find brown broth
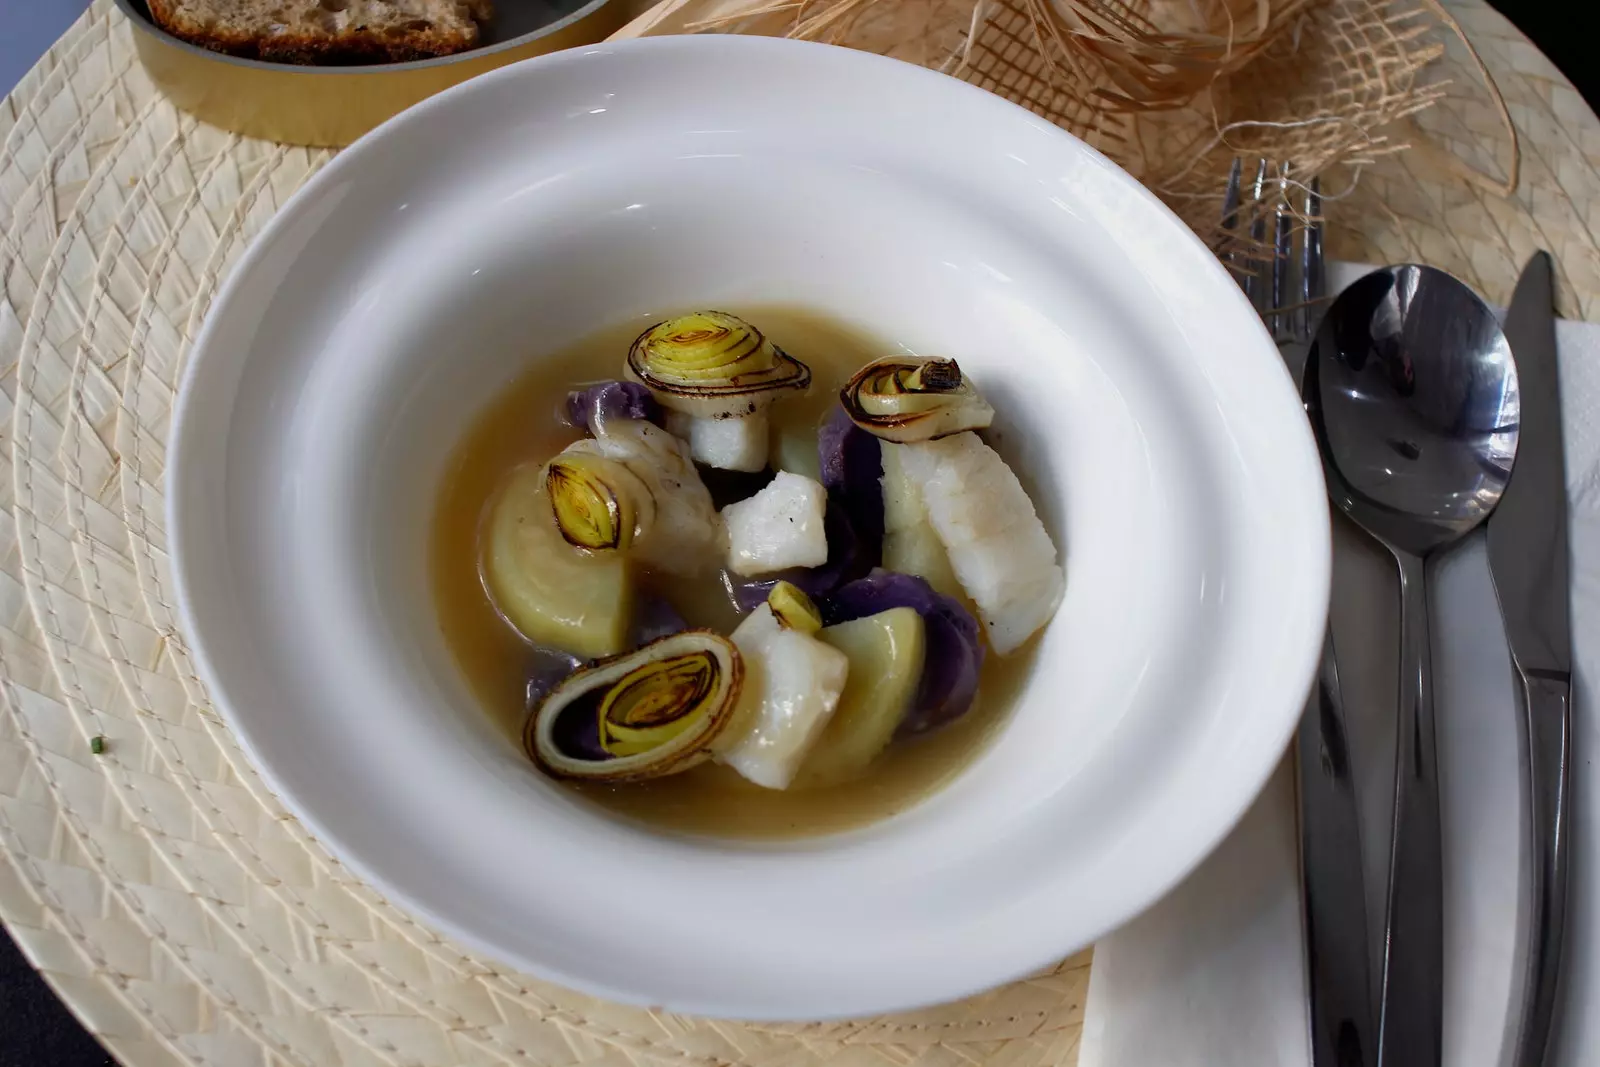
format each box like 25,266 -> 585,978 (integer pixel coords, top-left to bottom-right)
430,308 -> 1035,838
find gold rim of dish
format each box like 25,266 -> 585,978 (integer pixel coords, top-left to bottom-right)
113,0 -> 621,75
112,0 -> 629,145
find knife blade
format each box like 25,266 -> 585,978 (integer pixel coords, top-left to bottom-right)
1485,250 -> 1573,1067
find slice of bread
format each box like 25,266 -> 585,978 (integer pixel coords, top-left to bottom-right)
146,0 -> 496,65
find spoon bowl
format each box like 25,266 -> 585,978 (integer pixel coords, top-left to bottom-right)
1303,263 -> 1519,1067
1308,265 -> 1519,556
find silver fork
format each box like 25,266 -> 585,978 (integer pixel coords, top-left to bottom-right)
1222,158 -> 1326,361
1223,160 -> 1376,1067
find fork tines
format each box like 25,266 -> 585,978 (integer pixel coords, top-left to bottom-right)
1221,158 -> 1325,348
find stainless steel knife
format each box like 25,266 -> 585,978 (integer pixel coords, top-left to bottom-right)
1485,250 -> 1573,1067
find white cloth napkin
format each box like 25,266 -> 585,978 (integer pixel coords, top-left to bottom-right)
1078,262 -> 1600,1067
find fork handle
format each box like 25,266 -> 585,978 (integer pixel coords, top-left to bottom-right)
1299,626 -> 1375,1066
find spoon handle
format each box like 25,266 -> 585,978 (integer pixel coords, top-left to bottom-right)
1376,551 -> 1443,1067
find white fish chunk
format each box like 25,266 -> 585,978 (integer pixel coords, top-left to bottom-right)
717,604 -> 849,789
665,410 -> 769,472
565,419 -> 721,576
880,441 -> 964,602
897,432 -> 1064,655
721,470 -> 830,576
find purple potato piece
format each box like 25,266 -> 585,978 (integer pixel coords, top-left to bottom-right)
563,381 -> 662,434
817,407 -> 883,567
821,569 -> 984,736
720,499 -> 869,612
631,593 -> 689,645
810,499 -> 872,589
697,464 -> 777,510
903,603 -> 985,737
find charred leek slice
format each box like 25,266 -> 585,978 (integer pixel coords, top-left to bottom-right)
766,580 -> 823,634
527,630 -> 743,782
545,453 -> 655,552
628,312 -> 811,471
841,357 -> 995,443
628,312 -> 810,416
562,419 -> 721,577
484,464 -> 631,659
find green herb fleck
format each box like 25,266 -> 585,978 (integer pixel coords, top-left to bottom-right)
89,735 -> 106,755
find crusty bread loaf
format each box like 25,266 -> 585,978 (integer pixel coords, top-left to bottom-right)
146,0 -> 495,65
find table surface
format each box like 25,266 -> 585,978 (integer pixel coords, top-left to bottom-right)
0,0 -> 92,100
0,1 -> 1594,1065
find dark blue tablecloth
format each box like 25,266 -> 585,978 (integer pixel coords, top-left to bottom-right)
0,0 -> 91,101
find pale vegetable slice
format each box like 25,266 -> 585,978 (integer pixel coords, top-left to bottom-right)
880,441 -> 963,601
897,431 -> 1064,655
665,410 -> 769,473
483,463 -> 632,659
721,470 -> 830,576
716,602 -> 849,789
824,571 -> 983,735
797,607 -> 927,788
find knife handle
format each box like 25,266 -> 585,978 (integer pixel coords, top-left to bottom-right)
1512,668 -> 1572,1067
1298,626 -> 1375,1067
1376,551 -> 1443,1067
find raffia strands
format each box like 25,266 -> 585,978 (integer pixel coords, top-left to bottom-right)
687,0 -> 1515,248
1045,0 -> 1319,112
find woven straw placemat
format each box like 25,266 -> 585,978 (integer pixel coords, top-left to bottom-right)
0,2 -> 1595,1065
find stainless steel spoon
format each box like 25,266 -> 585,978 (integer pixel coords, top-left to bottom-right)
1302,265 -> 1520,1067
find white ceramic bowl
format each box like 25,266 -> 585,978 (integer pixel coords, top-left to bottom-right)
167,35 -> 1330,1020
